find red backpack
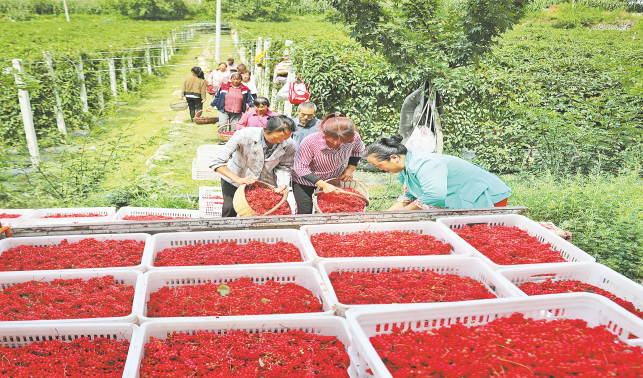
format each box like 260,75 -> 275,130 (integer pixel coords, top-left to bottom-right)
288,81 -> 310,104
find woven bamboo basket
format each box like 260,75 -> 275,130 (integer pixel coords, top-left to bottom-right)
233,181 -> 289,217
170,99 -> 188,111
217,124 -> 237,143
193,110 -> 219,125
313,178 -> 370,214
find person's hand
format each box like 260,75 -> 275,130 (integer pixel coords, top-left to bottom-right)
236,176 -> 257,186
339,166 -> 355,182
319,182 -> 339,194
274,185 -> 288,196
179,96 -> 183,100
206,106 -> 213,112
201,98 -> 206,103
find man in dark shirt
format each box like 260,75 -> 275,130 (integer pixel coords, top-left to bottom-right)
291,102 -> 319,149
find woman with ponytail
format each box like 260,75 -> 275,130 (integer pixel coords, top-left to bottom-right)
364,135 -> 511,210
180,67 -> 208,121
291,113 -> 365,214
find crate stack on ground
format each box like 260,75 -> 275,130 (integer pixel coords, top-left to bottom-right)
198,186 -> 224,217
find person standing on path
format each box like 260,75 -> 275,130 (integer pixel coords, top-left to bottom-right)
291,113 -> 365,214
207,73 -> 254,131
291,102 -> 320,149
241,69 -> 258,101
207,62 -> 230,90
236,97 -> 279,130
180,67 -> 208,121
210,115 -> 297,217
226,57 -> 238,73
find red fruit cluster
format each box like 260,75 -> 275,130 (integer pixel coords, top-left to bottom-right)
245,184 -> 291,215
0,275 -> 134,321
205,195 -> 223,199
140,329 -> 350,378
154,240 -> 303,267
42,213 -> 106,218
148,277 -> 323,317
0,337 -> 130,377
310,231 -> 451,258
220,131 -> 235,135
317,188 -> 366,213
369,313 -> 643,377
0,238 -> 145,271
122,214 -> 191,221
329,269 -> 496,305
520,278 -> 643,320
453,224 -> 567,265
0,213 -> 21,218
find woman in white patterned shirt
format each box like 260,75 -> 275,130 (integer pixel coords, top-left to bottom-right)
291,113 -> 365,214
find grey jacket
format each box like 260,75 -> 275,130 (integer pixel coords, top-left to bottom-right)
209,127 -> 296,187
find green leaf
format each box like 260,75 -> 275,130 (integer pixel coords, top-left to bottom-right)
259,358 -> 265,367
217,284 -> 230,297
261,298 -> 268,304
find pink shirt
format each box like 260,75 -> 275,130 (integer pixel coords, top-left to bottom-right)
207,70 -> 230,88
224,86 -> 244,114
292,131 -> 365,186
236,109 -> 280,130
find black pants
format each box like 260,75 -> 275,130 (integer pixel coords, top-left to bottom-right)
186,97 -> 202,120
221,179 -> 238,217
293,182 -> 317,214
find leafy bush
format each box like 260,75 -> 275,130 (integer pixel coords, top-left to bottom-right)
116,0 -> 189,20
505,170 -> 643,281
235,0 -> 289,22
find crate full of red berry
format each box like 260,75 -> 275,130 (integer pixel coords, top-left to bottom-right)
19,207 -> 116,225
300,221 -> 472,265
0,233 -> 151,274
114,207 -> 200,221
143,229 -> 315,271
0,209 -> 34,226
135,266 -> 336,322
0,270 -> 143,324
437,214 -> 595,270
346,293 -> 643,378
122,316 -> 357,377
318,256 -> 520,317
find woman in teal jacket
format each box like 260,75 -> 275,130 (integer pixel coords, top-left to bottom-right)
365,135 -> 511,210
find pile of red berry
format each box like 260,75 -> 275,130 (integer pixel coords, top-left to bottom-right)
147,277 -> 323,317
42,213 -> 106,218
154,240 -> 303,267
122,214 -> 191,221
0,275 -> 134,321
310,231 -> 451,258
316,187 -> 366,213
368,312 -> 643,377
520,278 -> 643,320
0,337 -> 130,377
220,131 -> 235,135
0,213 -> 21,218
329,269 -> 496,305
453,224 -> 567,265
140,329 -> 350,377
245,184 -> 291,215
0,238 -> 145,271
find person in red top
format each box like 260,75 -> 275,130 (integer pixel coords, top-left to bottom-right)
207,73 -> 254,132
291,113 -> 365,214
236,97 -> 280,130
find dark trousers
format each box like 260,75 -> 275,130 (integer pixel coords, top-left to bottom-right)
186,97 -> 202,120
221,179 -> 238,217
293,182 -> 317,214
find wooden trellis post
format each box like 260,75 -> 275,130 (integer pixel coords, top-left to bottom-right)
12,59 -> 40,165
108,58 -> 117,100
77,60 -> 88,112
128,57 -> 136,87
145,47 -> 152,75
283,41 -> 295,117
96,72 -> 105,111
43,52 -> 67,135
122,59 -> 128,92
254,37 -> 262,76
262,38 -> 271,97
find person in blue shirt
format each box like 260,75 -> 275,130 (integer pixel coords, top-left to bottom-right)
365,135 -> 511,210
291,102 -> 320,149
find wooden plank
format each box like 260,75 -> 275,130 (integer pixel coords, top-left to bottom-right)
5,207 -> 527,238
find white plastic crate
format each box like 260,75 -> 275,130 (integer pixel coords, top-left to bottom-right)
436,214 -> 595,270
300,221 -> 472,266
497,262 -> 643,319
192,157 -> 221,180
198,186 -> 223,217
136,266 -> 335,323
20,207 -> 116,225
114,207 -> 200,221
196,144 -> 221,158
0,322 -> 137,350
346,293 -> 643,378
319,256 -> 520,317
144,229 -> 315,271
0,209 -> 34,226
122,316 -> 356,378
0,270 -> 143,324
0,233 -> 152,274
